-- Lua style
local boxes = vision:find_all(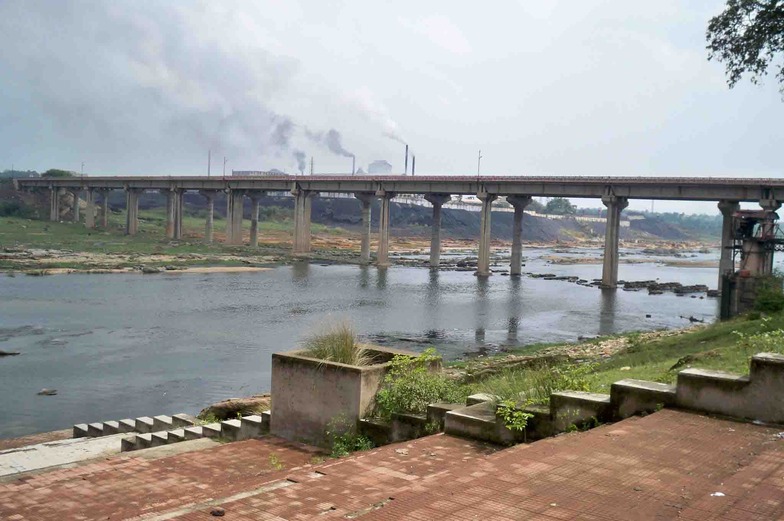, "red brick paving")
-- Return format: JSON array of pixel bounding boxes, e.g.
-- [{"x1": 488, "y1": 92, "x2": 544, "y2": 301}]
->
[{"x1": 1, "y1": 410, "x2": 783, "y2": 520}]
